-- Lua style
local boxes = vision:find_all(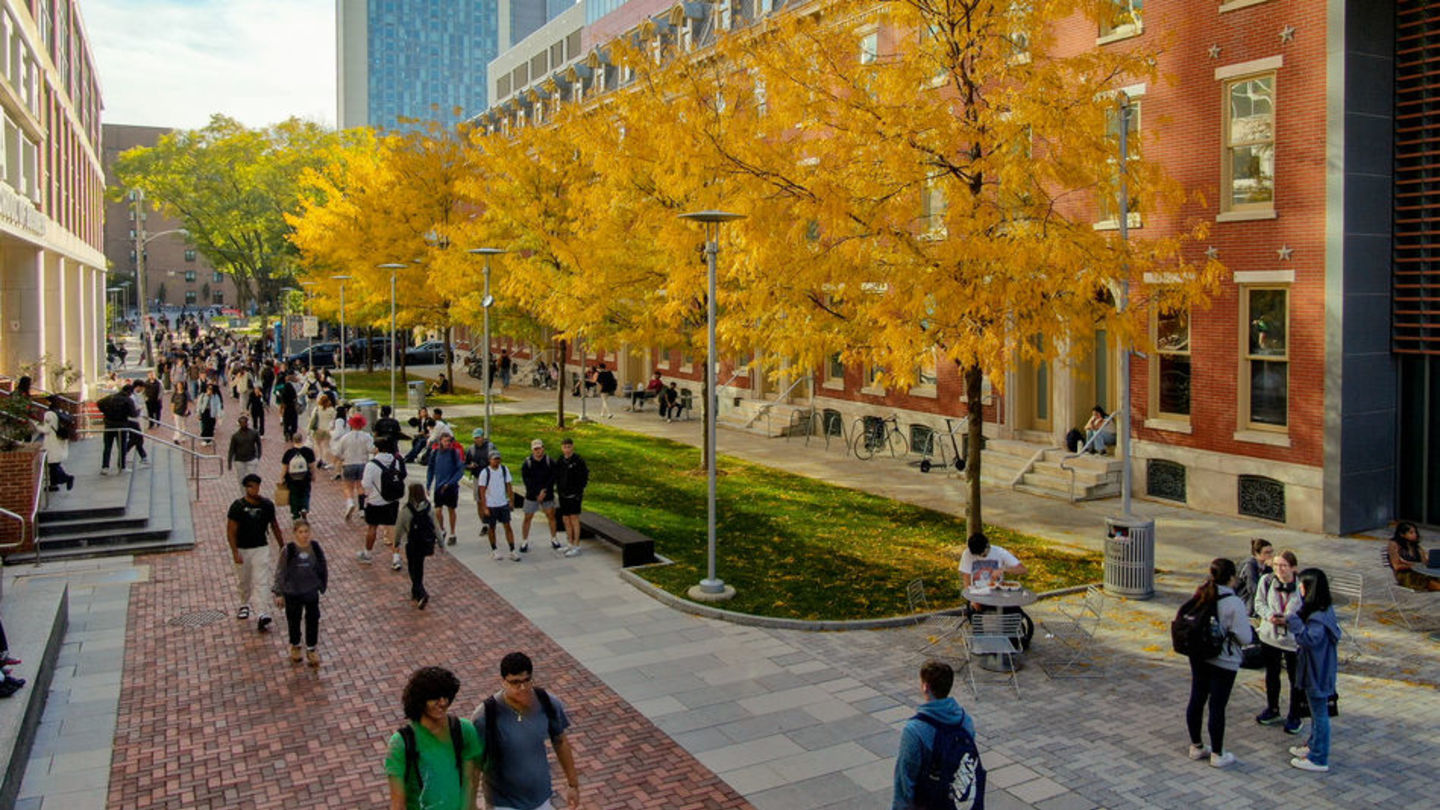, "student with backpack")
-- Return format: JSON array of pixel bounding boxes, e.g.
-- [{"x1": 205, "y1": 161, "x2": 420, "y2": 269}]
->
[
  {"x1": 280, "y1": 431, "x2": 316, "y2": 521},
  {"x1": 385, "y1": 667, "x2": 484, "y2": 810},
  {"x1": 892, "y1": 660, "x2": 985, "y2": 810},
  {"x1": 1176, "y1": 557, "x2": 1255, "y2": 768},
  {"x1": 395, "y1": 483, "x2": 438, "y2": 609},
  {"x1": 270, "y1": 519, "x2": 327, "y2": 667},
  {"x1": 361, "y1": 438, "x2": 407, "y2": 569},
  {"x1": 470, "y1": 652, "x2": 581, "y2": 810},
  {"x1": 1286, "y1": 568, "x2": 1342, "y2": 772},
  {"x1": 477, "y1": 451, "x2": 519, "y2": 562}
]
